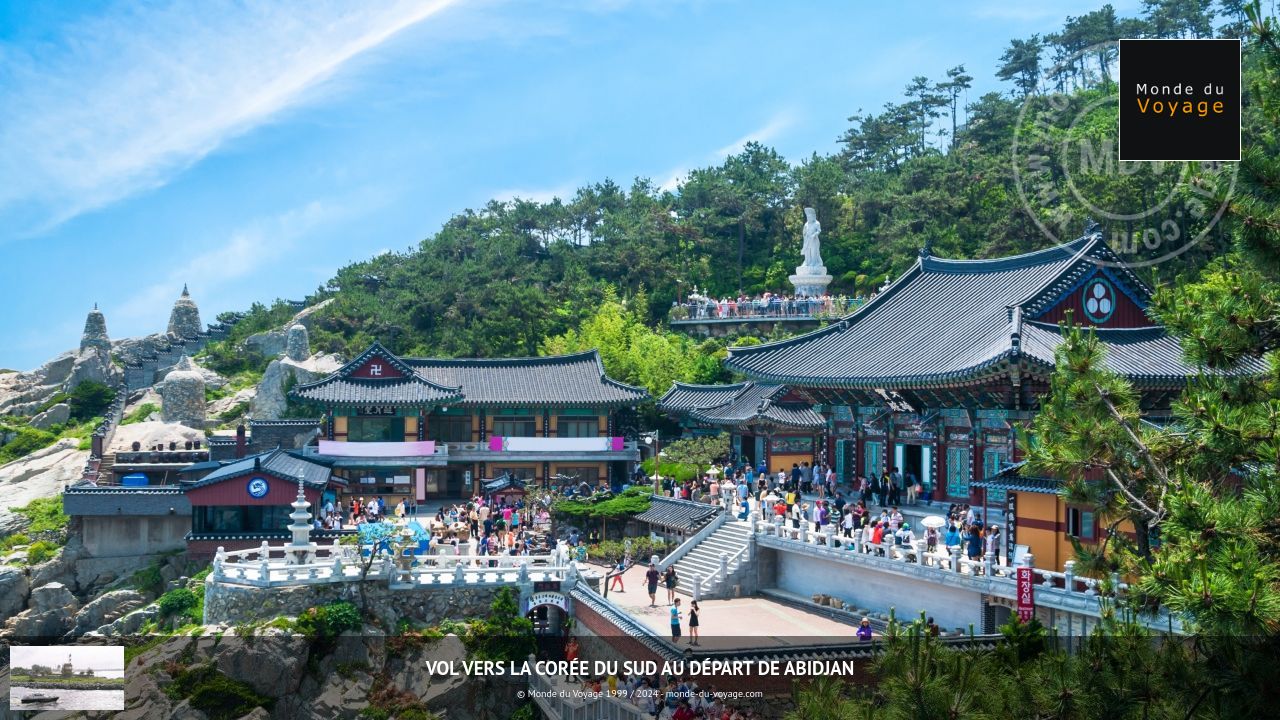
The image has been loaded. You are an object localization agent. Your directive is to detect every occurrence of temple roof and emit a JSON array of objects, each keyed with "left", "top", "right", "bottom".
[
  {"left": 660, "top": 381, "right": 826, "bottom": 431},
  {"left": 634, "top": 496, "right": 721, "bottom": 530},
  {"left": 725, "top": 235, "right": 1229, "bottom": 389},
  {"left": 658, "top": 382, "right": 750, "bottom": 413},
  {"left": 182, "top": 449, "right": 335, "bottom": 490},
  {"left": 291, "top": 342, "right": 649, "bottom": 409},
  {"left": 971, "top": 460, "right": 1061, "bottom": 495},
  {"left": 406, "top": 351, "right": 649, "bottom": 408}
]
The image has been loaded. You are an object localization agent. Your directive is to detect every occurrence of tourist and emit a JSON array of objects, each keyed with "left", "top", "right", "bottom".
[
  {"left": 944, "top": 523, "right": 961, "bottom": 554},
  {"left": 888, "top": 466, "right": 902, "bottom": 505},
  {"left": 395, "top": 499, "right": 406, "bottom": 519},
  {"left": 646, "top": 563, "right": 660, "bottom": 607},
  {"left": 926, "top": 617, "right": 940, "bottom": 636},
  {"left": 896, "top": 522, "right": 915, "bottom": 553},
  {"left": 858, "top": 475, "right": 870, "bottom": 502},
  {"left": 889, "top": 506, "right": 903, "bottom": 531},
  {"left": 663, "top": 566, "right": 679, "bottom": 604},
  {"left": 841, "top": 507, "right": 855, "bottom": 538},
  {"left": 857, "top": 617, "right": 873, "bottom": 641},
  {"left": 670, "top": 598, "right": 682, "bottom": 642},
  {"left": 966, "top": 524, "right": 983, "bottom": 561},
  {"left": 904, "top": 470, "right": 918, "bottom": 505},
  {"left": 610, "top": 556, "right": 626, "bottom": 592},
  {"left": 825, "top": 465, "right": 836, "bottom": 496},
  {"left": 925, "top": 524, "right": 939, "bottom": 553},
  {"left": 688, "top": 600, "right": 700, "bottom": 646},
  {"left": 985, "top": 525, "right": 1002, "bottom": 566}
]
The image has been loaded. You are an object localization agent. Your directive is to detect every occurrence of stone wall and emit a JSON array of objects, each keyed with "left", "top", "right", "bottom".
[
  {"left": 204, "top": 580, "right": 512, "bottom": 628},
  {"left": 767, "top": 547, "right": 986, "bottom": 632},
  {"left": 81, "top": 516, "right": 189, "bottom": 558}
]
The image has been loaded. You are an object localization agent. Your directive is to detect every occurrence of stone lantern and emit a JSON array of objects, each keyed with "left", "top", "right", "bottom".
[{"left": 285, "top": 474, "right": 317, "bottom": 565}]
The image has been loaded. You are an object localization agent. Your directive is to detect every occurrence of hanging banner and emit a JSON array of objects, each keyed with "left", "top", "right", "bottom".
[{"left": 1016, "top": 567, "right": 1035, "bottom": 622}]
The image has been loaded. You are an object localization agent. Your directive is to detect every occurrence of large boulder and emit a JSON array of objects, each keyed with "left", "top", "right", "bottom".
[
  {"left": 0, "top": 566, "right": 30, "bottom": 622},
  {"left": 250, "top": 353, "right": 342, "bottom": 420},
  {"left": 74, "top": 589, "right": 148, "bottom": 636},
  {"left": 208, "top": 387, "right": 256, "bottom": 419},
  {"left": 30, "top": 581, "right": 78, "bottom": 613},
  {"left": 0, "top": 345, "right": 120, "bottom": 416},
  {"left": 0, "top": 438, "right": 87, "bottom": 536},
  {"left": 29, "top": 402, "right": 71, "bottom": 429}
]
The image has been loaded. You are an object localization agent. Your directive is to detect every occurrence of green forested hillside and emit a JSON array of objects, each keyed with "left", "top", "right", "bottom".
[{"left": 203, "top": 1, "right": 1267, "bottom": 397}]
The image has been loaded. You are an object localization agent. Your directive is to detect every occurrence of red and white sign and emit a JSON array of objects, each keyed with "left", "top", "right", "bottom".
[{"left": 1016, "top": 567, "right": 1035, "bottom": 622}]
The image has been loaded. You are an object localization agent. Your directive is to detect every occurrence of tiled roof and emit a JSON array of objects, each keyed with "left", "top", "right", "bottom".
[
  {"left": 971, "top": 460, "right": 1061, "bottom": 495},
  {"left": 661, "top": 381, "right": 825, "bottom": 430},
  {"left": 183, "top": 449, "right": 334, "bottom": 490},
  {"left": 63, "top": 486, "right": 191, "bottom": 516},
  {"left": 725, "top": 235, "right": 1219, "bottom": 388},
  {"left": 292, "top": 342, "right": 649, "bottom": 408},
  {"left": 291, "top": 342, "right": 463, "bottom": 406},
  {"left": 658, "top": 382, "right": 749, "bottom": 412},
  {"left": 1019, "top": 322, "right": 1267, "bottom": 381},
  {"left": 405, "top": 350, "right": 649, "bottom": 408},
  {"left": 634, "top": 496, "right": 721, "bottom": 529}
]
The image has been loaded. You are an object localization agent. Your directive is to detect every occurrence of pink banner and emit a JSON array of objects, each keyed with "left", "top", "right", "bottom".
[
  {"left": 1016, "top": 567, "right": 1035, "bottom": 622},
  {"left": 489, "top": 436, "right": 504, "bottom": 452},
  {"left": 317, "top": 440, "right": 436, "bottom": 457},
  {"left": 485, "top": 437, "right": 626, "bottom": 452}
]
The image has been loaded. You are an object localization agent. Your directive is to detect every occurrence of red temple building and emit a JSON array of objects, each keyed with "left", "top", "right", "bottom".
[{"left": 717, "top": 232, "right": 1256, "bottom": 568}]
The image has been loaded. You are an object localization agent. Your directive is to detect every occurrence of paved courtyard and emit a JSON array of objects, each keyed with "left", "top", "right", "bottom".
[{"left": 600, "top": 565, "right": 869, "bottom": 651}]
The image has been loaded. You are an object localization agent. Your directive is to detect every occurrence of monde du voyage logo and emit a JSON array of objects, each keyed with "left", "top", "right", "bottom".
[{"left": 1119, "top": 38, "right": 1241, "bottom": 161}]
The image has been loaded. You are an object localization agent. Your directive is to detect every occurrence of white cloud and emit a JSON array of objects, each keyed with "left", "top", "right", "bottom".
[
  {"left": 658, "top": 109, "right": 796, "bottom": 192},
  {"left": 114, "top": 199, "right": 356, "bottom": 328},
  {"left": 0, "top": 0, "right": 461, "bottom": 234},
  {"left": 491, "top": 183, "right": 581, "bottom": 205}
]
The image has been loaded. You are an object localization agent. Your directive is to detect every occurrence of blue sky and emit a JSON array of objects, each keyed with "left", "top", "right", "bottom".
[{"left": 0, "top": 0, "right": 1137, "bottom": 371}]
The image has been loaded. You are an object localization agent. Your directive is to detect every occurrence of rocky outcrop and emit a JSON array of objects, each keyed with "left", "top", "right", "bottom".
[
  {"left": 250, "top": 353, "right": 342, "bottom": 420},
  {"left": 29, "top": 402, "right": 70, "bottom": 429},
  {"left": 159, "top": 356, "right": 206, "bottom": 429},
  {"left": 5, "top": 581, "right": 79, "bottom": 638},
  {"left": 208, "top": 387, "right": 256, "bottom": 419},
  {"left": 0, "top": 438, "right": 87, "bottom": 536},
  {"left": 111, "top": 421, "right": 204, "bottom": 453},
  {"left": 0, "top": 345, "right": 121, "bottom": 416},
  {"left": 0, "top": 566, "right": 30, "bottom": 622},
  {"left": 74, "top": 589, "right": 148, "bottom": 635}
]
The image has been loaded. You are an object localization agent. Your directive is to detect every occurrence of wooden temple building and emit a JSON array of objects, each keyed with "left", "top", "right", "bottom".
[
  {"left": 288, "top": 342, "right": 649, "bottom": 501},
  {"left": 658, "top": 381, "right": 826, "bottom": 473},
  {"left": 712, "top": 233, "right": 1220, "bottom": 569}
]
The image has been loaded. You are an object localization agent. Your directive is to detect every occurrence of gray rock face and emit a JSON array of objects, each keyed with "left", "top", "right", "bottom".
[
  {"left": 250, "top": 354, "right": 341, "bottom": 420},
  {"left": 284, "top": 324, "right": 310, "bottom": 362},
  {"left": 243, "top": 329, "right": 287, "bottom": 358},
  {"left": 30, "top": 581, "right": 78, "bottom": 613},
  {"left": 0, "top": 566, "right": 30, "bottom": 623},
  {"left": 29, "top": 402, "right": 71, "bottom": 429},
  {"left": 0, "top": 438, "right": 87, "bottom": 536},
  {"left": 74, "top": 589, "right": 148, "bottom": 636},
  {"left": 0, "top": 345, "right": 121, "bottom": 416},
  {"left": 81, "top": 305, "right": 112, "bottom": 353},
  {"left": 167, "top": 285, "right": 203, "bottom": 338},
  {"left": 160, "top": 356, "right": 206, "bottom": 429}
]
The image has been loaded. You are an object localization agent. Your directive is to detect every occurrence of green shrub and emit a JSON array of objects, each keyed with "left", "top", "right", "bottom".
[
  {"left": 0, "top": 533, "right": 30, "bottom": 551},
  {"left": 157, "top": 588, "right": 198, "bottom": 617},
  {"left": 10, "top": 497, "right": 67, "bottom": 533},
  {"left": 0, "top": 426, "right": 58, "bottom": 464},
  {"left": 129, "top": 563, "right": 166, "bottom": 596},
  {"left": 67, "top": 380, "right": 116, "bottom": 421},
  {"left": 121, "top": 403, "right": 159, "bottom": 425},
  {"left": 167, "top": 664, "right": 272, "bottom": 720},
  {"left": 25, "top": 540, "right": 58, "bottom": 565},
  {"left": 295, "top": 601, "right": 361, "bottom": 640}
]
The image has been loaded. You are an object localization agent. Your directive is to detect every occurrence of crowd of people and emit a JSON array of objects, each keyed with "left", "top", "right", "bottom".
[
  {"left": 658, "top": 460, "right": 1006, "bottom": 571},
  {"left": 671, "top": 292, "right": 866, "bottom": 320}
]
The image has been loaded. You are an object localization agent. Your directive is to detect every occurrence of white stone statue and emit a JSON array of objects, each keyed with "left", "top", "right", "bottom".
[
  {"left": 790, "top": 207, "right": 832, "bottom": 298},
  {"left": 801, "top": 207, "right": 823, "bottom": 268}
]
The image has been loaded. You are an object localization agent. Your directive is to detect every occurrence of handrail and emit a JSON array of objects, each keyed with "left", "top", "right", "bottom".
[{"left": 658, "top": 505, "right": 725, "bottom": 570}]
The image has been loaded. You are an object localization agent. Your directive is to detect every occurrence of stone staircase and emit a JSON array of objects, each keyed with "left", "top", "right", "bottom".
[
  {"left": 97, "top": 453, "right": 116, "bottom": 480},
  {"left": 671, "top": 521, "right": 753, "bottom": 598}
]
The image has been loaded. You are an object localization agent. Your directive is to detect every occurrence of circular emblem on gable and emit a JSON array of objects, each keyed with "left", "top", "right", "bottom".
[
  {"left": 246, "top": 476, "right": 270, "bottom": 499},
  {"left": 1082, "top": 277, "right": 1115, "bottom": 324}
]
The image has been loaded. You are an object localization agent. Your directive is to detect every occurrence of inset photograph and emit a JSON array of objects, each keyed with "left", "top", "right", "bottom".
[{"left": 9, "top": 646, "right": 125, "bottom": 711}]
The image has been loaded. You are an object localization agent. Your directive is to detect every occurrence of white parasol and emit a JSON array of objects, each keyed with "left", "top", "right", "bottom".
[{"left": 921, "top": 515, "right": 947, "bottom": 529}]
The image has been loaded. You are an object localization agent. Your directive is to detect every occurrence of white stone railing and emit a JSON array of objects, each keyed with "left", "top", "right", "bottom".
[
  {"left": 528, "top": 663, "right": 649, "bottom": 720},
  {"left": 658, "top": 511, "right": 726, "bottom": 570},
  {"left": 689, "top": 540, "right": 751, "bottom": 601},
  {"left": 211, "top": 539, "right": 579, "bottom": 589},
  {"left": 756, "top": 517, "right": 1127, "bottom": 601}
]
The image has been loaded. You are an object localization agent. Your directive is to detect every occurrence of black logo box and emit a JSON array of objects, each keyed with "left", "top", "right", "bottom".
[{"left": 1119, "top": 38, "right": 1240, "bottom": 162}]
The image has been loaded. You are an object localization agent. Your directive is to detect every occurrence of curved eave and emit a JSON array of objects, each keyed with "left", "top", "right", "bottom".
[{"left": 730, "top": 351, "right": 1017, "bottom": 390}]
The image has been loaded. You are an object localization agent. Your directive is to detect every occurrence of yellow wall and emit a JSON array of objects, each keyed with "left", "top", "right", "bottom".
[
  {"left": 403, "top": 416, "right": 418, "bottom": 442},
  {"left": 1017, "top": 493, "right": 1063, "bottom": 569},
  {"left": 333, "top": 416, "right": 348, "bottom": 440},
  {"left": 769, "top": 454, "right": 812, "bottom": 476}
]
